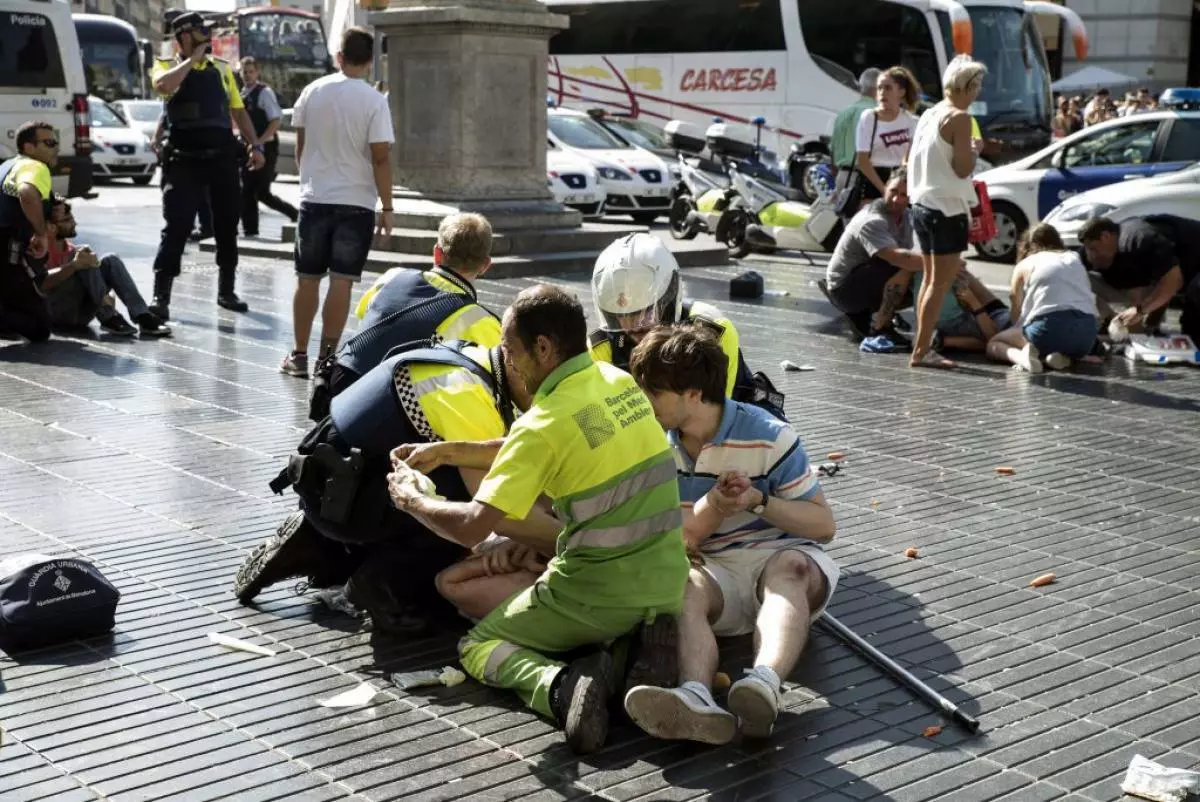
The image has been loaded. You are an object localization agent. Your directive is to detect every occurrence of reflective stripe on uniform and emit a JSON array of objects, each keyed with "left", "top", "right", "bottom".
[
  {"left": 565, "top": 507, "right": 682, "bottom": 551},
  {"left": 567, "top": 459, "right": 677, "bottom": 523},
  {"left": 440, "top": 304, "right": 493, "bottom": 340},
  {"left": 411, "top": 367, "right": 488, "bottom": 398},
  {"left": 481, "top": 641, "right": 522, "bottom": 683}
]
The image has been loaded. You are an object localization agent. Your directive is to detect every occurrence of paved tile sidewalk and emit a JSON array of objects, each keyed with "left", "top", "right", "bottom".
[{"left": 1, "top": 211, "right": 1198, "bottom": 801}]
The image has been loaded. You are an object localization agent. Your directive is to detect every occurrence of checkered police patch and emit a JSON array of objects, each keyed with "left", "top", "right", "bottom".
[{"left": 393, "top": 366, "right": 439, "bottom": 441}]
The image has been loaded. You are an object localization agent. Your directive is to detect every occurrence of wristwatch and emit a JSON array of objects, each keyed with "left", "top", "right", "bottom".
[{"left": 750, "top": 489, "right": 767, "bottom": 516}]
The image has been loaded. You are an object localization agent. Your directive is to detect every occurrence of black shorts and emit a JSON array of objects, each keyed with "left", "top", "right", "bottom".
[
  {"left": 294, "top": 202, "right": 375, "bottom": 281},
  {"left": 860, "top": 166, "right": 894, "bottom": 202},
  {"left": 828, "top": 257, "right": 903, "bottom": 315},
  {"left": 912, "top": 204, "right": 969, "bottom": 255}
]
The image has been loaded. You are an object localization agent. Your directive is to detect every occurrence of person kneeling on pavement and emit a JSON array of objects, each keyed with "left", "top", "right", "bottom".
[
  {"left": 590, "top": 232, "right": 785, "bottom": 419},
  {"left": 388, "top": 285, "right": 689, "bottom": 755},
  {"left": 623, "top": 325, "right": 838, "bottom": 745},
  {"left": 235, "top": 336, "right": 559, "bottom": 633},
  {"left": 820, "top": 168, "right": 922, "bottom": 347},
  {"left": 1079, "top": 215, "right": 1200, "bottom": 343},
  {"left": 303, "top": 213, "right": 501, "bottom": 419},
  {"left": 39, "top": 196, "right": 172, "bottom": 337}
]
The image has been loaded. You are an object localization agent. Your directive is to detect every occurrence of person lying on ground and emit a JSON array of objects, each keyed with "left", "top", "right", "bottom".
[
  {"left": 234, "top": 338, "right": 559, "bottom": 635},
  {"left": 387, "top": 284, "right": 688, "bottom": 755},
  {"left": 988, "top": 223, "right": 1099, "bottom": 373},
  {"left": 40, "top": 196, "right": 172, "bottom": 338},
  {"left": 1079, "top": 215, "right": 1200, "bottom": 343},
  {"left": 912, "top": 264, "right": 1011, "bottom": 352},
  {"left": 621, "top": 325, "right": 838, "bottom": 745},
  {"left": 820, "top": 168, "right": 922, "bottom": 346}
]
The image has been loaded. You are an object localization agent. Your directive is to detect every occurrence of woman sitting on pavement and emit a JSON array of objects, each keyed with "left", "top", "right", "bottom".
[
  {"left": 912, "top": 266, "right": 1011, "bottom": 352},
  {"left": 986, "top": 224, "right": 1100, "bottom": 373}
]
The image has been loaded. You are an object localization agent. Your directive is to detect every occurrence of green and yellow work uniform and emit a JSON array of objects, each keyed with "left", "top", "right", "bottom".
[
  {"left": 458, "top": 354, "right": 690, "bottom": 717},
  {"left": 589, "top": 299, "right": 741, "bottom": 397},
  {"left": 0, "top": 155, "right": 54, "bottom": 341}
]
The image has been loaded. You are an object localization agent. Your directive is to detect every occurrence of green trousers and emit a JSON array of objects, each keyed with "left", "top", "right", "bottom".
[{"left": 458, "top": 579, "right": 680, "bottom": 718}]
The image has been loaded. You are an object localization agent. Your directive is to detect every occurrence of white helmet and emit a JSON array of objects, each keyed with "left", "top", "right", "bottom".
[{"left": 592, "top": 233, "right": 682, "bottom": 333}]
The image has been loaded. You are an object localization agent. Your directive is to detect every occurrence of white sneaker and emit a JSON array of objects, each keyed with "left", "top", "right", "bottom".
[
  {"left": 1014, "top": 342, "right": 1043, "bottom": 374},
  {"left": 727, "top": 673, "right": 781, "bottom": 739},
  {"left": 1044, "top": 352, "right": 1071, "bottom": 371},
  {"left": 624, "top": 685, "right": 737, "bottom": 745}
]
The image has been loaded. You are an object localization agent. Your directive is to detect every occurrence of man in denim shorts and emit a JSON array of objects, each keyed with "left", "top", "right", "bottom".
[
  {"left": 623, "top": 326, "right": 838, "bottom": 746},
  {"left": 283, "top": 26, "right": 395, "bottom": 378}
]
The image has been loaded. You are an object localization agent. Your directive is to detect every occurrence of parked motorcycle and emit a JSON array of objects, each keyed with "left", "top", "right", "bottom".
[{"left": 716, "top": 157, "right": 842, "bottom": 259}]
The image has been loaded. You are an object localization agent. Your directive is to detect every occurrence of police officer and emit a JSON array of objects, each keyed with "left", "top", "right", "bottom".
[
  {"left": 388, "top": 285, "right": 689, "bottom": 754},
  {"left": 237, "top": 56, "right": 297, "bottom": 237},
  {"left": 589, "top": 233, "right": 786, "bottom": 419},
  {"left": 305, "top": 213, "right": 502, "bottom": 419},
  {"left": 149, "top": 11, "right": 264, "bottom": 320},
  {"left": 234, "top": 338, "right": 557, "bottom": 633}
]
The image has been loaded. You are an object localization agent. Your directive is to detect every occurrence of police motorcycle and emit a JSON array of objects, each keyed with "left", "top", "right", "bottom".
[
  {"left": 714, "top": 119, "right": 843, "bottom": 259},
  {"left": 664, "top": 120, "right": 734, "bottom": 241}
]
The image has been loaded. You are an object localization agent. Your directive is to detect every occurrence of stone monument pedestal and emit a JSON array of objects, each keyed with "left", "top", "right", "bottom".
[{"left": 369, "top": 0, "right": 580, "bottom": 231}]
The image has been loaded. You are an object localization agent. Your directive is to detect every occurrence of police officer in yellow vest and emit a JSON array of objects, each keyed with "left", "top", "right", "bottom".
[
  {"left": 235, "top": 338, "right": 559, "bottom": 633},
  {"left": 589, "top": 233, "right": 786, "bottom": 419},
  {"left": 389, "top": 284, "right": 689, "bottom": 754},
  {"left": 149, "top": 11, "right": 264, "bottom": 320}
]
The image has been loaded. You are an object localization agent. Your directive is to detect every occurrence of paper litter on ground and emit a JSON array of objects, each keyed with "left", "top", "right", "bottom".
[
  {"left": 208, "top": 632, "right": 276, "bottom": 657},
  {"left": 1121, "top": 755, "right": 1200, "bottom": 802},
  {"left": 392, "top": 666, "right": 467, "bottom": 690},
  {"left": 318, "top": 683, "right": 380, "bottom": 708}
]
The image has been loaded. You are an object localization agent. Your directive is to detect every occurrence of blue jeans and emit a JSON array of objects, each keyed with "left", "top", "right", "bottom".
[
  {"left": 1023, "top": 310, "right": 1099, "bottom": 358},
  {"left": 47, "top": 254, "right": 150, "bottom": 327},
  {"left": 294, "top": 203, "right": 375, "bottom": 281}
]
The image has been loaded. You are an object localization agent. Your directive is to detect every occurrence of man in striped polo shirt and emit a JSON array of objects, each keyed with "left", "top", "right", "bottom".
[{"left": 623, "top": 326, "right": 838, "bottom": 744}]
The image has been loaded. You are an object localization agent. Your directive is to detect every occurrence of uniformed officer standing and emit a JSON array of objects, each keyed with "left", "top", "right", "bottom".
[
  {"left": 149, "top": 11, "right": 264, "bottom": 320},
  {"left": 237, "top": 56, "right": 298, "bottom": 237}
]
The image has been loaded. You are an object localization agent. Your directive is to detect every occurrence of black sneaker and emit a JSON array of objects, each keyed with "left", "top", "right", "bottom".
[
  {"left": 869, "top": 325, "right": 912, "bottom": 351},
  {"left": 217, "top": 293, "right": 249, "bottom": 313},
  {"left": 891, "top": 314, "right": 912, "bottom": 332},
  {"left": 99, "top": 313, "right": 137, "bottom": 337},
  {"left": 189, "top": 229, "right": 212, "bottom": 243},
  {"left": 551, "top": 651, "right": 614, "bottom": 754},
  {"left": 234, "top": 511, "right": 327, "bottom": 604},
  {"left": 149, "top": 301, "right": 170, "bottom": 322},
  {"left": 135, "top": 312, "right": 172, "bottom": 338},
  {"left": 622, "top": 615, "right": 679, "bottom": 697}
]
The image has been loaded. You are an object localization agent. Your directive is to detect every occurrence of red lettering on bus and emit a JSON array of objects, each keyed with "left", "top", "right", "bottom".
[{"left": 679, "top": 65, "right": 778, "bottom": 92}]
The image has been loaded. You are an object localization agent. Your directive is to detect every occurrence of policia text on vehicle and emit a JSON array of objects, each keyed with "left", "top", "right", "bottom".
[{"left": 149, "top": 12, "right": 265, "bottom": 321}]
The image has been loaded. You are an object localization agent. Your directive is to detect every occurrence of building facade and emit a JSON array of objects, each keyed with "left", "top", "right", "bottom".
[
  {"left": 1059, "top": 0, "right": 1195, "bottom": 90},
  {"left": 73, "top": 0, "right": 166, "bottom": 40}
]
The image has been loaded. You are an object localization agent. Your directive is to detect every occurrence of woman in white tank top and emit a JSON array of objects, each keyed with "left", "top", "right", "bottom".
[
  {"left": 986, "top": 224, "right": 1101, "bottom": 373},
  {"left": 906, "top": 55, "right": 988, "bottom": 369}
]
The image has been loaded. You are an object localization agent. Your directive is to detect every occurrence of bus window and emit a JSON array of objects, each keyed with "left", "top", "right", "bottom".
[
  {"left": 81, "top": 41, "right": 140, "bottom": 100},
  {"left": 551, "top": 0, "right": 785, "bottom": 55},
  {"left": 0, "top": 12, "right": 66, "bottom": 89},
  {"left": 795, "top": 0, "right": 941, "bottom": 98},
  {"left": 237, "top": 12, "right": 330, "bottom": 108}
]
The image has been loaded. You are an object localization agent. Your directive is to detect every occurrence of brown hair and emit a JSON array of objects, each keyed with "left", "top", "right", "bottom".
[
  {"left": 16, "top": 120, "right": 54, "bottom": 155},
  {"left": 882, "top": 66, "right": 922, "bottom": 110},
  {"left": 629, "top": 325, "right": 727, "bottom": 405},
  {"left": 1017, "top": 223, "right": 1066, "bottom": 261},
  {"left": 340, "top": 27, "right": 373, "bottom": 66},
  {"left": 1076, "top": 217, "right": 1120, "bottom": 246},
  {"left": 508, "top": 284, "right": 588, "bottom": 360}
]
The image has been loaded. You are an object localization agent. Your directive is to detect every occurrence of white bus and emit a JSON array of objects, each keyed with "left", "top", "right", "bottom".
[{"left": 544, "top": 0, "right": 1087, "bottom": 162}]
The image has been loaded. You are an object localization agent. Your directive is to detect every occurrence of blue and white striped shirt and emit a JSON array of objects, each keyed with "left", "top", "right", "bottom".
[{"left": 671, "top": 400, "right": 821, "bottom": 554}]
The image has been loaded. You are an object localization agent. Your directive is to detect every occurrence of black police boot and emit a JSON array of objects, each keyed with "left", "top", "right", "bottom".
[
  {"left": 622, "top": 615, "right": 680, "bottom": 698},
  {"left": 550, "top": 651, "right": 615, "bottom": 755},
  {"left": 217, "top": 269, "right": 249, "bottom": 313},
  {"left": 234, "top": 511, "right": 341, "bottom": 604},
  {"left": 150, "top": 273, "right": 173, "bottom": 321}
]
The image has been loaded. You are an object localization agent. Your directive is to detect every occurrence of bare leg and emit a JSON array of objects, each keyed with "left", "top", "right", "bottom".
[
  {"left": 679, "top": 567, "right": 723, "bottom": 687},
  {"left": 871, "top": 271, "right": 914, "bottom": 331},
  {"left": 319, "top": 277, "right": 354, "bottom": 358},
  {"left": 435, "top": 555, "right": 538, "bottom": 621},
  {"left": 752, "top": 551, "right": 828, "bottom": 677},
  {"left": 912, "top": 253, "right": 962, "bottom": 365},
  {"left": 292, "top": 276, "right": 322, "bottom": 353},
  {"left": 986, "top": 326, "right": 1040, "bottom": 372}
]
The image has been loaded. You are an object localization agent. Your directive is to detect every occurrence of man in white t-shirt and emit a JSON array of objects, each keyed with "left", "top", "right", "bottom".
[{"left": 282, "top": 26, "right": 395, "bottom": 379}]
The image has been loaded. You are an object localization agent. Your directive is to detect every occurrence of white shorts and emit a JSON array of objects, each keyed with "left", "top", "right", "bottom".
[{"left": 702, "top": 543, "right": 839, "bottom": 638}]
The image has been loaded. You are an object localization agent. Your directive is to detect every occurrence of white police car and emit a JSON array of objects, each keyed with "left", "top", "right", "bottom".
[
  {"left": 548, "top": 107, "right": 673, "bottom": 224},
  {"left": 1045, "top": 162, "right": 1200, "bottom": 247},
  {"left": 547, "top": 138, "right": 606, "bottom": 219},
  {"left": 974, "top": 110, "right": 1200, "bottom": 262}
]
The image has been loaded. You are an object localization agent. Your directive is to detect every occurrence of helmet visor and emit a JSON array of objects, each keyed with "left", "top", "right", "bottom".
[{"left": 600, "top": 304, "right": 661, "bottom": 334}]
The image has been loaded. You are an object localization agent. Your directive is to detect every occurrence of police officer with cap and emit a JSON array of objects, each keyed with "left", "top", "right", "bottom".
[{"left": 150, "top": 11, "right": 265, "bottom": 320}]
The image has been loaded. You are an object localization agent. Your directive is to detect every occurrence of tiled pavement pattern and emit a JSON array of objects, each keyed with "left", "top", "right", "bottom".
[{"left": 2, "top": 205, "right": 1199, "bottom": 802}]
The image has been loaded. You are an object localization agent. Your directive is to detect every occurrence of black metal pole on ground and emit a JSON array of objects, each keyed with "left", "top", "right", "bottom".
[{"left": 816, "top": 612, "right": 981, "bottom": 733}]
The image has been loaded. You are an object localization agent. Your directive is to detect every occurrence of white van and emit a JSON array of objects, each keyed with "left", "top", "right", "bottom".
[{"left": 0, "top": 0, "right": 93, "bottom": 197}]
